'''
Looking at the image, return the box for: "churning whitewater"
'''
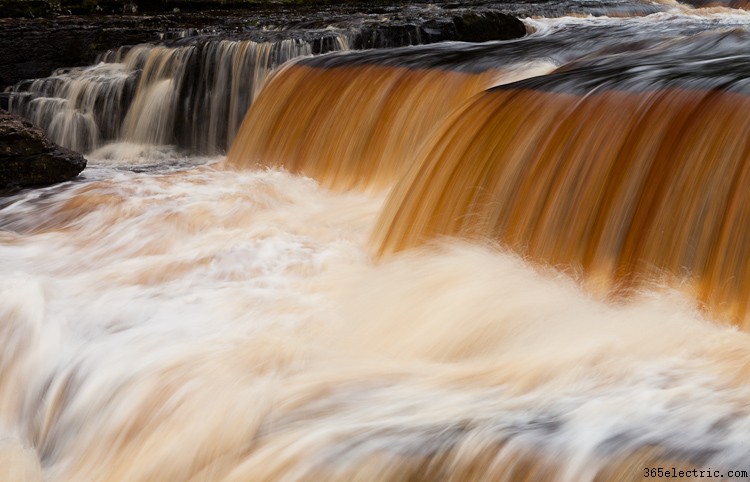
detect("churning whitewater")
[5,4,750,482]
[4,161,750,481]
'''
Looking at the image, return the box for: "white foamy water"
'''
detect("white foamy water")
[1,159,750,481]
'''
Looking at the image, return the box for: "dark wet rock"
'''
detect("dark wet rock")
[0,0,674,22]
[0,109,86,188]
[0,5,527,89]
[0,16,182,88]
[0,0,51,17]
[0,11,278,88]
[7,1,444,17]
[320,9,526,50]
[453,11,526,42]
[679,0,750,8]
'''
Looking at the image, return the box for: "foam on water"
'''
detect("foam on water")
[2,160,750,480]
[6,7,750,481]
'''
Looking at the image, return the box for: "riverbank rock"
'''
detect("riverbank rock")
[0,110,86,188]
[0,16,182,88]
[0,6,528,89]
[0,0,51,17]
[454,11,526,42]
[678,0,750,7]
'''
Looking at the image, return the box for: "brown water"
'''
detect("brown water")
[232,11,750,325]
[374,86,750,326]
[4,6,750,482]
[226,61,554,189]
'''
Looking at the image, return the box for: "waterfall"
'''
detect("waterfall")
[7,62,135,153]
[368,31,750,326]
[5,7,750,482]
[226,25,750,326]
[226,55,555,189]
[6,35,351,156]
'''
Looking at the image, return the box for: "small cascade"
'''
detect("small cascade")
[120,46,196,147]
[7,63,136,153]
[179,38,318,154]
[5,34,352,156]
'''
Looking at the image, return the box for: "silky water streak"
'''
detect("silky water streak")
[3,165,750,481]
[7,37,347,157]
[5,11,750,482]
[373,33,750,327]
[226,51,555,190]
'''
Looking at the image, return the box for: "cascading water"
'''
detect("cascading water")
[4,5,524,160]
[6,62,135,153]
[370,29,750,326]
[5,3,750,482]
[178,38,326,154]
[6,34,351,158]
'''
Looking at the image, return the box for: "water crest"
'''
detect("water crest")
[6,36,350,157]
[4,5,750,481]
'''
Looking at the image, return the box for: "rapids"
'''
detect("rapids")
[4,3,750,482]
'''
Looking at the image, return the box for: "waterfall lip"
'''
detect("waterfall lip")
[3,5,527,160]
[7,8,750,165]
[284,11,750,76]
[8,7,750,480]
[489,29,750,94]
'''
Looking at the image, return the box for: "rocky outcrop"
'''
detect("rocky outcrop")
[4,1,442,16]
[0,110,86,188]
[453,11,526,42]
[0,4,528,88]
[678,0,750,7]
[0,16,187,88]
[0,11,274,88]
[350,10,525,49]
[0,0,52,17]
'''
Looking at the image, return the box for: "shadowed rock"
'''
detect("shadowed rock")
[678,0,750,7]
[0,109,86,189]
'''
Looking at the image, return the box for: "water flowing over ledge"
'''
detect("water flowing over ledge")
[226,15,750,325]
[6,36,349,155]
[3,166,750,481]
[3,6,525,158]
[4,4,750,482]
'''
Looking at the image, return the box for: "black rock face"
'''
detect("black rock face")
[453,11,526,42]
[348,11,526,50]
[0,16,184,88]
[678,0,750,7]
[0,109,86,189]
[0,0,51,17]
[0,4,529,89]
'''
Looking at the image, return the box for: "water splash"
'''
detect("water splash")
[2,166,750,480]
[4,8,750,482]
[372,29,750,326]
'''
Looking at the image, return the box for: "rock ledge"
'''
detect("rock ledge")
[0,109,86,189]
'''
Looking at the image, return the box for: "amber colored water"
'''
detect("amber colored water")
[372,87,750,326]
[5,7,750,482]
[228,64,509,189]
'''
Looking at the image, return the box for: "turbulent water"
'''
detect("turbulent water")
[6,36,351,155]
[5,3,750,482]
